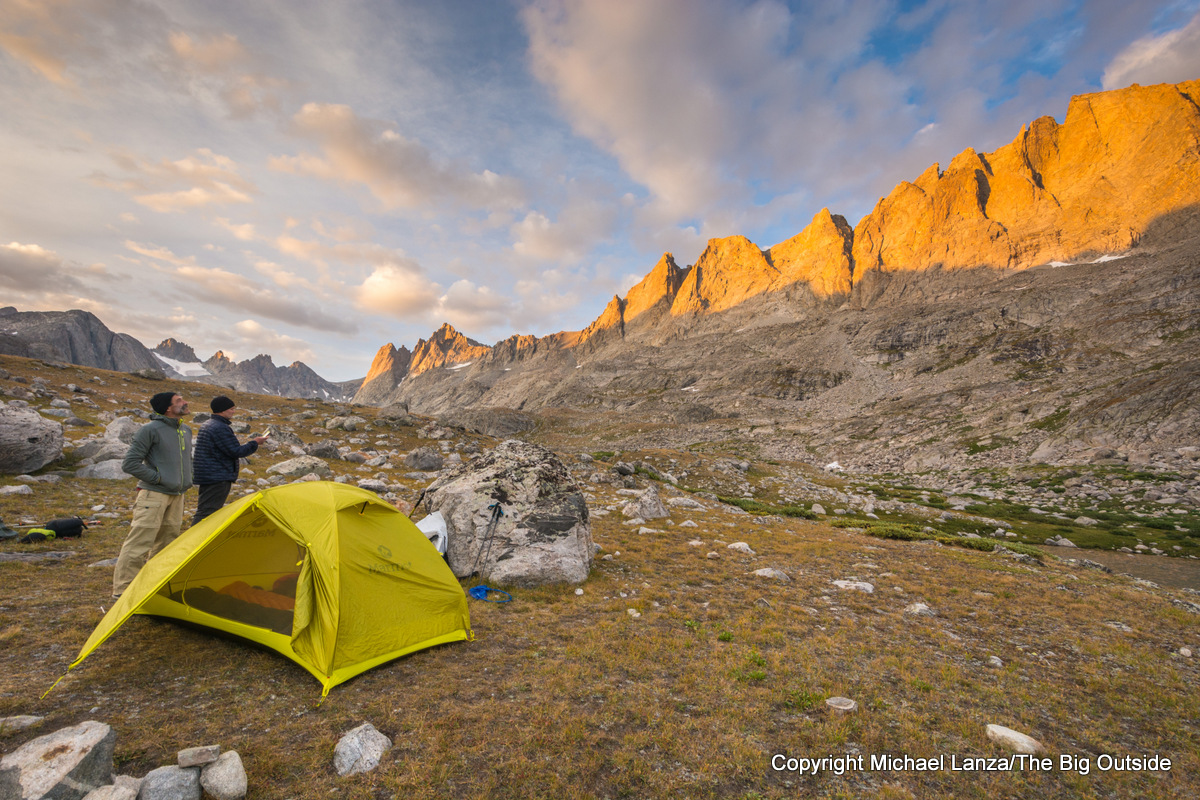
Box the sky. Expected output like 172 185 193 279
2 0 1199 382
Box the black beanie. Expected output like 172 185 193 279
150 391 177 414
211 396 235 414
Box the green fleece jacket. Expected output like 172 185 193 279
121 414 193 495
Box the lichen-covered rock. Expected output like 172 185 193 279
420 440 593 586
333 723 391 777
0 720 115 800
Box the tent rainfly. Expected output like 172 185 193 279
71 482 472 696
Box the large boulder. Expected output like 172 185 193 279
420 440 593 586
0 720 115 800
0 404 63 474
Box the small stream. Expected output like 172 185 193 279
1044 545 1200 591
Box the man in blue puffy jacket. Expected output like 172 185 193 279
191 396 267 525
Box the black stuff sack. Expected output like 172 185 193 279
42 517 87 538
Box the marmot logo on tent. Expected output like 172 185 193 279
378 544 392 558
369 560 411 574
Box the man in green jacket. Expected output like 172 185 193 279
112 391 194 597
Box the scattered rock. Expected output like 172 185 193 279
622 485 669 520
727 542 755 555
751 568 790 581
139 764 200 800
666 496 705 510
0 484 33 496
333 723 392 777
326 415 367 432
302 440 341 459
403 446 444 471
810 503 826 515
82 775 140 800
903 602 935 617
985 724 1044 754
832 580 874 593
76 460 131 480
177 746 220 768
987 656 1004 668
0 715 43 736
104 417 142 444
0 551 76 563
200 751 247 800
825 697 858 713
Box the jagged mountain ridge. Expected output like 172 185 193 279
0 307 357 401
354 80 1200 468
201 351 358 401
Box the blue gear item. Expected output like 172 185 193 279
467 585 512 603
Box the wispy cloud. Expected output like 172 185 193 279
270 103 526 213
1102 11 1200 90
92 148 257 213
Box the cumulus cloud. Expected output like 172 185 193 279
92 148 257 213
523 0 798 220
270 103 526 213
356 263 443 315
511 185 620 262
1102 12 1200 90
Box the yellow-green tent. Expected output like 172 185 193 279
72 482 472 696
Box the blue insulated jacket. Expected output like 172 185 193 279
192 415 259 484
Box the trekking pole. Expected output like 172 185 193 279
469 502 504 578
